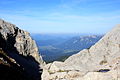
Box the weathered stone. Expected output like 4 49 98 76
0 19 43 80
42 24 120 80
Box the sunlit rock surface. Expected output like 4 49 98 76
0 19 44 80
42 24 120 80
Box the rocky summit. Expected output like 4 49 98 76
0 19 43 80
42 24 120 80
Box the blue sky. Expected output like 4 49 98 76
0 0 120 34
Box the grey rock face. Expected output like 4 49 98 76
0 19 43 80
42 24 120 80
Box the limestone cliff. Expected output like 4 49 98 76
0 19 43 80
42 24 120 80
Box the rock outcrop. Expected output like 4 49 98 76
42 24 120 80
0 19 43 80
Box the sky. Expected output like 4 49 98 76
0 0 120 34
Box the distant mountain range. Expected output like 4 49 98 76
31 34 74 46
31 34 103 62
55 35 103 50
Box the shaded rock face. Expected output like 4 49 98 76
0 48 29 80
0 19 43 80
42 24 120 80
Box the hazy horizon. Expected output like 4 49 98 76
30 32 104 35
0 0 120 34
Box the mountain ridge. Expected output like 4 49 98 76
42 24 120 80
0 19 44 80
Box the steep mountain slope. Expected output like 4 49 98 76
0 48 29 80
0 19 43 80
42 24 120 80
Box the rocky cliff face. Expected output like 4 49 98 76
0 19 43 80
42 24 120 80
